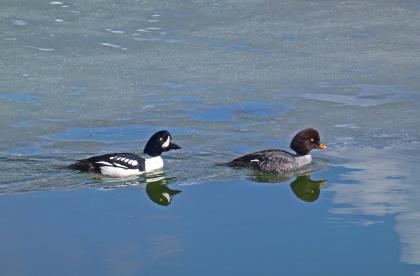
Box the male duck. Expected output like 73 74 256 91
69 130 181 177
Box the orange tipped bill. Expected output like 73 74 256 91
318 144 328 149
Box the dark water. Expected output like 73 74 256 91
2 0 420 275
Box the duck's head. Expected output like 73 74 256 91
290 128 327 156
143 130 182 157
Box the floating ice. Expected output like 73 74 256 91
38 48 55 51
104 28 125 34
133 37 159 42
22 45 55 51
100 42 121 48
13 20 27 26
13 121 33 128
100 42 127 50
0 93 36 104
334 124 360 129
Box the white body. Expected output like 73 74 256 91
100 166 143 178
99 156 164 178
145 156 164 173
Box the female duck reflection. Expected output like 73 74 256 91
290 175 327 202
145 174 181 206
251 172 327 202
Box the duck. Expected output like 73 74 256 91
68 130 181 177
227 128 327 174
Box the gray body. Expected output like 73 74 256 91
227 149 312 174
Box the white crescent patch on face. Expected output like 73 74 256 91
162 136 171 148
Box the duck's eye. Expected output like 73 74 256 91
310 138 314 142
160 137 164 142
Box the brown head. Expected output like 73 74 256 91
290 128 327 156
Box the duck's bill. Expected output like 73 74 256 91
168 141 182 150
318 144 328 149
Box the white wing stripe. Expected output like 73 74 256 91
113 163 128 168
96 161 113 166
128 160 138 166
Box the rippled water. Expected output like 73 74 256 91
1 0 420 275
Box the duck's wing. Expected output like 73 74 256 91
227 149 296 173
257 151 298 173
69 153 145 173
88 153 146 170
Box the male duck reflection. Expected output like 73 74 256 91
145 176 181 206
290 175 327 203
227 128 327 174
69 130 181 177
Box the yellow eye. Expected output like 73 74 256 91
160 137 163 141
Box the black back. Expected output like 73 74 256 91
69 153 145 173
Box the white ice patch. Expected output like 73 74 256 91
162 137 170 148
145 156 164 173
100 166 142 178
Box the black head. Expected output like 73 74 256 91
289 128 327 156
143 130 182 157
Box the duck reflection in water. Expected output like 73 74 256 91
145 174 181 206
250 172 327 203
290 175 327 202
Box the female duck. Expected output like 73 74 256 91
69 130 181 177
227 128 327 174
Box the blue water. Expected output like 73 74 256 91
2 0 420 275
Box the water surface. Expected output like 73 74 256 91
1 0 420 275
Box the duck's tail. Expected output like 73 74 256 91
67 160 95 172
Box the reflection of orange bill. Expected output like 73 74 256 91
319 180 328 187
318 144 328 149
